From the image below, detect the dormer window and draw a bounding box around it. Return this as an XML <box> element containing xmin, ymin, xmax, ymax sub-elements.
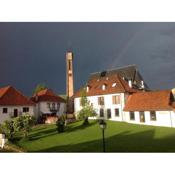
<box><xmin>102</xmin><ymin>84</ymin><xmax>107</xmax><ymax>90</ymax></box>
<box><xmin>141</xmin><ymin>80</ymin><xmax>144</xmax><ymax>89</ymax></box>
<box><xmin>112</xmin><ymin>83</ymin><xmax>117</xmax><ymax>87</ymax></box>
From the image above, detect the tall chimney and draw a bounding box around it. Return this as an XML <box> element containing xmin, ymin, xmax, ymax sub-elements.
<box><xmin>66</xmin><ymin>51</ymin><xmax>74</xmax><ymax>98</ymax></box>
<box><xmin>171</xmin><ymin>88</ymin><xmax>175</xmax><ymax>100</ymax></box>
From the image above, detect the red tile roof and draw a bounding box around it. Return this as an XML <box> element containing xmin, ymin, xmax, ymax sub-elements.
<box><xmin>74</xmin><ymin>75</ymin><xmax>139</xmax><ymax>98</ymax></box>
<box><xmin>31</xmin><ymin>89</ymin><xmax>66</xmax><ymax>103</ymax></box>
<box><xmin>124</xmin><ymin>90</ymin><xmax>174</xmax><ymax>111</ymax></box>
<box><xmin>0</xmin><ymin>86</ymin><xmax>35</xmax><ymax>106</ymax></box>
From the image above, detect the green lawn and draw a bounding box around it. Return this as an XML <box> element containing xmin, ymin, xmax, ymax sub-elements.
<box><xmin>13</xmin><ymin>120</ymin><xmax>175</xmax><ymax>152</ymax></box>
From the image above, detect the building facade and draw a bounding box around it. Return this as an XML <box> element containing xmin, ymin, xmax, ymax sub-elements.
<box><xmin>74</xmin><ymin>65</ymin><xmax>175</xmax><ymax>128</ymax></box>
<box><xmin>0</xmin><ymin>86</ymin><xmax>35</xmax><ymax>123</ymax></box>
<box><xmin>31</xmin><ymin>89</ymin><xmax>66</xmax><ymax>119</ymax></box>
<box><xmin>123</xmin><ymin>90</ymin><xmax>175</xmax><ymax>127</ymax></box>
<box><xmin>74</xmin><ymin>65</ymin><xmax>143</xmax><ymax>120</ymax></box>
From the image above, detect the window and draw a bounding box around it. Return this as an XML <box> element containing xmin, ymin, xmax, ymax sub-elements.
<box><xmin>68</xmin><ymin>60</ymin><xmax>71</xmax><ymax>70</ymax></box>
<box><xmin>100</xmin><ymin>108</ymin><xmax>104</xmax><ymax>117</ymax></box>
<box><xmin>98</xmin><ymin>97</ymin><xmax>104</xmax><ymax>105</ymax></box>
<box><xmin>102</xmin><ymin>84</ymin><xmax>107</xmax><ymax>90</ymax></box>
<box><xmin>52</xmin><ymin>103</ymin><xmax>55</xmax><ymax>109</ymax></box>
<box><xmin>150</xmin><ymin>111</ymin><xmax>156</xmax><ymax>121</ymax></box>
<box><xmin>130</xmin><ymin>111</ymin><xmax>135</xmax><ymax>120</ymax></box>
<box><xmin>3</xmin><ymin>108</ymin><xmax>8</xmax><ymax>114</ymax></box>
<box><xmin>57</xmin><ymin>103</ymin><xmax>60</xmax><ymax>110</ymax></box>
<box><xmin>139</xmin><ymin>111</ymin><xmax>145</xmax><ymax>123</ymax></box>
<box><xmin>107</xmin><ymin>109</ymin><xmax>111</xmax><ymax>119</ymax></box>
<box><xmin>47</xmin><ymin>103</ymin><xmax>50</xmax><ymax>109</ymax></box>
<box><xmin>23</xmin><ymin>107</ymin><xmax>29</xmax><ymax>112</ymax></box>
<box><xmin>112</xmin><ymin>83</ymin><xmax>117</xmax><ymax>87</ymax></box>
<box><xmin>112</xmin><ymin>95</ymin><xmax>120</xmax><ymax>104</ymax></box>
<box><xmin>115</xmin><ymin>108</ymin><xmax>119</xmax><ymax>117</ymax></box>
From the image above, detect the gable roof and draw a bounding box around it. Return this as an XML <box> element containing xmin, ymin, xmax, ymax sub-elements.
<box><xmin>0</xmin><ymin>86</ymin><xmax>35</xmax><ymax>106</ymax></box>
<box><xmin>74</xmin><ymin>74</ymin><xmax>140</xmax><ymax>98</ymax></box>
<box><xmin>124</xmin><ymin>90</ymin><xmax>174</xmax><ymax>111</ymax></box>
<box><xmin>31</xmin><ymin>89</ymin><xmax>66</xmax><ymax>103</ymax></box>
<box><xmin>88</xmin><ymin>65</ymin><xmax>149</xmax><ymax>90</ymax></box>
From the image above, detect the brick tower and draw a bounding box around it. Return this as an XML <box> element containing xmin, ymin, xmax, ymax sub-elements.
<box><xmin>66</xmin><ymin>51</ymin><xmax>74</xmax><ymax>114</ymax></box>
<box><xmin>66</xmin><ymin>51</ymin><xmax>74</xmax><ymax>98</ymax></box>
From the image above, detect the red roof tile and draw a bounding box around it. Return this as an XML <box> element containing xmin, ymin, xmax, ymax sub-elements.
<box><xmin>74</xmin><ymin>75</ymin><xmax>139</xmax><ymax>98</ymax></box>
<box><xmin>31</xmin><ymin>89</ymin><xmax>66</xmax><ymax>103</ymax></box>
<box><xmin>0</xmin><ymin>86</ymin><xmax>35</xmax><ymax>106</ymax></box>
<box><xmin>124</xmin><ymin>90</ymin><xmax>174</xmax><ymax>111</ymax></box>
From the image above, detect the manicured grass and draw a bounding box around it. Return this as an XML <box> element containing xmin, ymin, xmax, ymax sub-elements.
<box><xmin>14</xmin><ymin>120</ymin><xmax>175</xmax><ymax>152</ymax></box>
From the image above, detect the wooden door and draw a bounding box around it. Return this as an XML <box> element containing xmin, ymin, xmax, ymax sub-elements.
<box><xmin>14</xmin><ymin>109</ymin><xmax>18</xmax><ymax>117</ymax></box>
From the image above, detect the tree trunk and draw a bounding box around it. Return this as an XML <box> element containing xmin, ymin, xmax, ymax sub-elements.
<box><xmin>83</xmin><ymin>117</ymin><xmax>89</xmax><ymax>125</ymax></box>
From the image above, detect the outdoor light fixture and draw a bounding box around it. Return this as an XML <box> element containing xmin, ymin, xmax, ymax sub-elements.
<box><xmin>99</xmin><ymin>119</ymin><xmax>107</xmax><ymax>152</ymax></box>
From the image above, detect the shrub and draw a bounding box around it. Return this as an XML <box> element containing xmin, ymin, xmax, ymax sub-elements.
<box><xmin>1</xmin><ymin>115</ymin><xmax>36</xmax><ymax>140</ymax></box>
<box><xmin>1</xmin><ymin>120</ymin><xmax>15</xmax><ymax>140</ymax></box>
<box><xmin>56</xmin><ymin>116</ymin><xmax>65</xmax><ymax>133</ymax></box>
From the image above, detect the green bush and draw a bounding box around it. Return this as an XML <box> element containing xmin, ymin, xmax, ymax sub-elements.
<box><xmin>0</xmin><ymin>115</ymin><xmax>36</xmax><ymax>140</ymax></box>
<box><xmin>0</xmin><ymin>120</ymin><xmax>15</xmax><ymax>140</ymax></box>
<box><xmin>56</xmin><ymin>116</ymin><xmax>65</xmax><ymax>133</ymax></box>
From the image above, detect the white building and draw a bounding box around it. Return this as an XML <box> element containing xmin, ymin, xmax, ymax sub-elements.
<box><xmin>74</xmin><ymin>65</ymin><xmax>175</xmax><ymax>128</ymax></box>
<box><xmin>31</xmin><ymin>89</ymin><xmax>66</xmax><ymax>123</ymax></box>
<box><xmin>123</xmin><ymin>90</ymin><xmax>175</xmax><ymax>127</ymax></box>
<box><xmin>0</xmin><ymin>86</ymin><xmax>35</xmax><ymax>123</ymax></box>
<box><xmin>74</xmin><ymin>65</ymin><xmax>145</xmax><ymax>120</ymax></box>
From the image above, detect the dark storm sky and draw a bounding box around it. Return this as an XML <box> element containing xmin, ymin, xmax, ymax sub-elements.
<box><xmin>0</xmin><ymin>22</ymin><xmax>175</xmax><ymax>96</ymax></box>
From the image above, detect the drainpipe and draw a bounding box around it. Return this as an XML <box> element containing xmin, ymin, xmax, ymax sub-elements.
<box><xmin>170</xmin><ymin>111</ymin><xmax>173</xmax><ymax>128</ymax></box>
<box><xmin>121</xmin><ymin>93</ymin><xmax>124</xmax><ymax>121</ymax></box>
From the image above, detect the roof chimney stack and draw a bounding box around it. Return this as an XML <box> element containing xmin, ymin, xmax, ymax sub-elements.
<box><xmin>141</xmin><ymin>80</ymin><xmax>144</xmax><ymax>89</ymax></box>
<box><xmin>128</xmin><ymin>80</ymin><xmax>132</xmax><ymax>88</ymax></box>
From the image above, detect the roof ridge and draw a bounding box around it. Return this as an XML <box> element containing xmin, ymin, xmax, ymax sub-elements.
<box><xmin>90</xmin><ymin>64</ymin><xmax>137</xmax><ymax>75</ymax></box>
<box><xmin>136</xmin><ymin>89</ymin><xmax>171</xmax><ymax>93</ymax></box>
<box><xmin>0</xmin><ymin>86</ymin><xmax>11</xmax><ymax>99</ymax></box>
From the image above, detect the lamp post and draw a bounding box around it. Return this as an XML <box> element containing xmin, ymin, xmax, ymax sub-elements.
<box><xmin>99</xmin><ymin>119</ymin><xmax>107</xmax><ymax>152</ymax></box>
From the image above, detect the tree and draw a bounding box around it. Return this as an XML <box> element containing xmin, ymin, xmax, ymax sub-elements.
<box><xmin>77</xmin><ymin>88</ymin><xmax>97</xmax><ymax>125</ymax></box>
<box><xmin>33</xmin><ymin>83</ymin><xmax>47</xmax><ymax>95</ymax></box>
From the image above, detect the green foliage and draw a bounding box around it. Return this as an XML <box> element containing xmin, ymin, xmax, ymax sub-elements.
<box><xmin>80</xmin><ymin>88</ymin><xmax>88</xmax><ymax>107</ymax></box>
<box><xmin>0</xmin><ymin>120</ymin><xmax>15</xmax><ymax>140</ymax></box>
<box><xmin>33</xmin><ymin>83</ymin><xmax>47</xmax><ymax>95</ymax></box>
<box><xmin>21</xmin><ymin>115</ymin><xmax>34</xmax><ymax>138</ymax></box>
<box><xmin>13</xmin><ymin>117</ymin><xmax>23</xmax><ymax>132</ymax></box>
<box><xmin>0</xmin><ymin>115</ymin><xmax>36</xmax><ymax>140</ymax></box>
<box><xmin>77</xmin><ymin>88</ymin><xmax>97</xmax><ymax>125</ymax></box>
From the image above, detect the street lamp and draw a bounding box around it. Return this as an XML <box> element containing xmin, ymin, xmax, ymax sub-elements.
<box><xmin>99</xmin><ymin>119</ymin><xmax>107</xmax><ymax>152</ymax></box>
